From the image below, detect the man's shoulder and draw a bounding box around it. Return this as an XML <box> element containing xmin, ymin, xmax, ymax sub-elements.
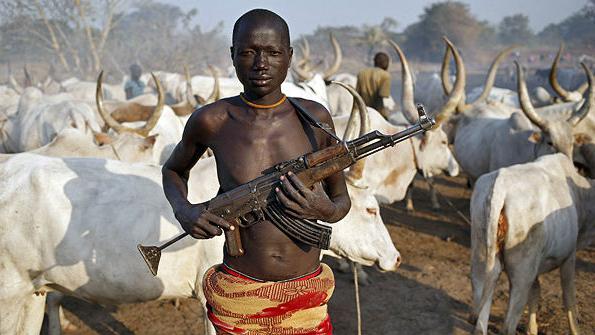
<box><xmin>186</xmin><ymin>97</ymin><xmax>234</xmax><ymax>129</ymax></box>
<box><xmin>289</xmin><ymin>97</ymin><xmax>332</xmax><ymax>124</ymax></box>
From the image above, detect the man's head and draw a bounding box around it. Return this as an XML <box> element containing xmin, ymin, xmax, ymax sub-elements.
<box><xmin>230</xmin><ymin>9</ymin><xmax>293</xmax><ymax>98</ymax></box>
<box><xmin>129</xmin><ymin>64</ymin><xmax>142</xmax><ymax>81</ymax></box>
<box><xmin>374</xmin><ymin>52</ymin><xmax>390</xmax><ymax>70</ymax></box>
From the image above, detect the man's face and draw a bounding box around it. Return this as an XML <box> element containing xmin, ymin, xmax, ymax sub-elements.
<box><xmin>131</xmin><ymin>67</ymin><xmax>141</xmax><ymax>81</ymax></box>
<box><xmin>231</xmin><ymin>24</ymin><xmax>292</xmax><ymax>98</ymax></box>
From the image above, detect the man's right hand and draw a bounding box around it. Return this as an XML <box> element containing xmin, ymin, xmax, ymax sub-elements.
<box><xmin>174</xmin><ymin>204</ymin><xmax>234</xmax><ymax>239</ymax></box>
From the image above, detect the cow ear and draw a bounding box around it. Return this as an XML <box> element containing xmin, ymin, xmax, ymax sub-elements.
<box><xmin>94</xmin><ymin>132</ymin><xmax>112</xmax><ymax>146</ymax></box>
<box><xmin>142</xmin><ymin>134</ymin><xmax>158</xmax><ymax>149</ymax></box>
<box><xmin>574</xmin><ymin>133</ymin><xmax>593</xmax><ymax>145</ymax></box>
<box><xmin>528</xmin><ymin>131</ymin><xmax>542</xmax><ymax>143</ymax></box>
<box><xmin>419</xmin><ymin>133</ymin><xmax>428</xmax><ymax>150</ymax></box>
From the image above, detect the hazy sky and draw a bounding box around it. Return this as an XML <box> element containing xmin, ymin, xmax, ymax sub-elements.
<box><xmin>166</xmin><ymin>0</ymin><xmax>588</xmax><ymax>39</ymax></box>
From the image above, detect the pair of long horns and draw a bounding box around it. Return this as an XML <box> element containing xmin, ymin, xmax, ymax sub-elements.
<box><xmin>96</xmin><ymin>71</ymin><xmax>164</xmax><ymax>137</ymax></box>
<box><xmin>441</xmin><ymin>44</ymin><xmax>517</xmax><ymax>113</ymax></box>
<box><xmin>332</xmin><ymin>81</ymin><xmax>370</xmax><ymax>182</ymax></box>
<box><xmin>401</xmin><ymin>37</ymin><xmax>465</xmax><ymax>126</ymax></box>
<box><xmin>517</xmin><ymin>61</ymin><xmax>594</xmax><ymax>130</ymax></box>
<box><xmin>292</xmin><ymin>33</ymin><xmax>342</xmax><ymax>82</ymax></box>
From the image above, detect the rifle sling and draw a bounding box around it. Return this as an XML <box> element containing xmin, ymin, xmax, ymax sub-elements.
<box><xmin>287</xmin><ymin>97</ymin><xmax>341</xmax><ymax>143</ymax></box>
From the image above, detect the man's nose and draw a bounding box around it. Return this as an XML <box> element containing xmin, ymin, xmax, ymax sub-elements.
<box><xmin>253</xmin><ymin>52</ymin><xmax>269</xmax><ymax>69</ymax></box>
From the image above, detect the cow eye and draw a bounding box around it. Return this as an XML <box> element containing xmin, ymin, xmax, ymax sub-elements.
<box><xmin>366</xmin><ymin>208</ymin><xmax>377</xmax><ymax>215</ymax></box>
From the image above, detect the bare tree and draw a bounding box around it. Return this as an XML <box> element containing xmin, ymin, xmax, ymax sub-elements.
<box><xmin>0</xmin><ymin>0</ymin><xmax>130</xmax><ymax>79</ymax></box>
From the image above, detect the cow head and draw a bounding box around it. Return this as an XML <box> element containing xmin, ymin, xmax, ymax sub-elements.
<box><xmin>517</xmin><ymin>61</ymin><xmax>594</xmax><ymax>161</ymax></box>
<box><xmin>327</xmin><ymin>184</ymin><xmax>401</xmax><ymax>272</ymax></box>
<box><xmin>414</xmin><ymin>129</ymin><xmax>460</xmax><ymax>178</ymax></box>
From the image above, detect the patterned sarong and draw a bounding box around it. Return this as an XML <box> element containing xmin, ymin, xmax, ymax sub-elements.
<box><xmin>203</xmin><ymin>263</ymin><xmax>335</xmax><ymax>335</ymax></box>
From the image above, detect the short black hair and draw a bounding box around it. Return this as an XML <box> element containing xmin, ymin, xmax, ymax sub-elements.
<box><xmin>374</xmin><ymin>52</ymin><xmax>390</xmax><ymax>70</ymax></box>
<box><xmin>232</xmin><ymin>9</ymin><xmax>290</xmax><ymax>47</ymax></box>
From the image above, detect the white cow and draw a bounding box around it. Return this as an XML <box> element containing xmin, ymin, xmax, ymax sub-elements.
<box><xmin>0</xmin><ymin>87</ymin><xmax>102</xmax><ymax>153</ymax></box>
<box><xmin>29</xmin><ymin>128</ymin><xmax>156</xmax><ymax>163</ymax></box>
<box><xmin>0</xmin><ymin>151</ymin><xmax>399</xmax><ymax>335</ymax></box>
<box><xmin>469</xmin><ymin>150</ymin><xmax>595</xmax><ymax>335</ymax></box>
<box><xmin>96</xmin><ymin>72</ymin><xmax>185</xmax><ymax>165</ymax></box>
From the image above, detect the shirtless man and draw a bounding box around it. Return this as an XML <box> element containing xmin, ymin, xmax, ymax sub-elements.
<box><xmin>162</xmin><ymin>9</ymin><xmax>350</xmax><ymax>334</ymax></box>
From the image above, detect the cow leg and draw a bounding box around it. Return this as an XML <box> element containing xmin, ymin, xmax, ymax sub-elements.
<box><xmin>470</xmin><ymin>257</ymin><xmax>502</xmax><ymax>335</ymax></box>
<box><xmin>405</xmin><ymin>185</ymin><xmax>415</xmax><ymax>212</ymax></box>
<box><xmin>0</xmin><ymin>292</ymin><xmax>46</xmax><ymax>335</ymax></box>
<box><xmin>335</xmin><ymin>258</ymin><xmax>350</xmax><ymax>273</ymax></box>
<box><xmin>428</xmin><ymin>178</ymin><xmax>441</xmax><ymax>210</ymax></box>
<box><xmin>527</xmin><ymin>279</ymin><xmax>541</xmax><ymax>335</ymax></box>
<box><xmin>560</xmin><ymin>252</ymin><xmax>580</xmax><ymax>335</ymax></box>
<box><xmin>502</xmin><ymin>271</ymin><xmax>534</xmax><ymax>335</ymax></box>
<box><xmin>355</xmin><ymin>263</ymin><xmax>370</xmax><ymax>286</ymax></box>
<box><xmin>46</xmin><ymin>292</ymin><xmax>78</xmax><ymax>335</ymax></box>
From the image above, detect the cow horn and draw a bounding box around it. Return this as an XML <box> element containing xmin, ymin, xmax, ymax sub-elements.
<box><xmin>185</xmin><ymin>66</ymin><xmax>203</xmax><ymax>106</ymax></box>
<box><xmin>567</xmin><ymin>62</ymin><xmax>594</xmax><ymax>127</ymax></box>
<box><xmin>550</xmin><ymin>44</ymin><xmax>572</xmax><ymax>101</ymax></box>
<box><xmin>332</xmin><ymin>81</ymin><xmax>370</xmax><ymax>181</ymax></box>
<box><xmin>23</xmin><ymin>65</ymin><xmax>33</xmax><ymax>87</ymax></box>
<box><xmin>387</xmin><ymin>39</ymin><xmax>417</xmax><ymax>124</ymax></box>
<box><xmin>516</xmin><ymin>61</ymin><xmax>549</xmax><ymax>131</ymax></box>
<box><xmin>323</xmin><ymin>33</ymin><xmax>342</xmax><ymax>81</ymax></box>
<box><xmin>298</xmin><ymin>38</ymin><xmax>311</xmax><ymax>63</ymax></box>
<box><xmin>291</xmin><ymin>60</ymin><xmax>314</xmax><ymax>82</ymax></box>
<box><xmin>575</xmin><ymin>79</ymin><xmax>589</xmax><ymax>96</ymax></box>
<box><xmin>205</xmin><ymin>65</ymin><xmax>220</xmax><ymax>103</ymax></box>
<box><xmin>435</xmin><ymin>37</ymin><xmax>465</xmax><ymax>125</ymax></box>
<box><xmin>9</xmin><ymin>74</ymin><xmax>23</xmax><ymax>94</ymax></box>
<box><xmin>97</xmin><ymin>71</ymin><xmax>164</xmax><ymax>136</ymax></box>
<box><xmin>139</xmin><ymin>74</ymin><xmax>165</xmax><ymax>136</ymax></box>
<box><xmin>440</xmin><ymin>46</ymin><xmax>453</xmax><ymax>96</ymax></box>
<box><xmin>466</xmin><ymin>45</ymin><xmax>518</xmax><ymax>106</ymax></box>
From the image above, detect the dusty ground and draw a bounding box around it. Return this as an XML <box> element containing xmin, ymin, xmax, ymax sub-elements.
<box><xmin>52</xmin><ymin>174</ymin><xmax>595</xmax><ymax>335</ymax></box>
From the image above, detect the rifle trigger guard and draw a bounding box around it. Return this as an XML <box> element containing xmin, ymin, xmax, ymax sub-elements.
<box><xmin>238</xmin><ymin>208</ymin><xmax>265</xmax><ymax>228</ymax></box>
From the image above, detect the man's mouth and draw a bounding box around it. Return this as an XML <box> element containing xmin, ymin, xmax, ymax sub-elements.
<box><xmin>250</xmin><ymin>77</ymin><xmax>272</xmax><ymax>86</ymax></box>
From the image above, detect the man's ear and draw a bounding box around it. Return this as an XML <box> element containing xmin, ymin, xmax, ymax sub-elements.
<box><xmin>288</xmin><ymin>46</ymin><xmax>293</xmax><ymax>63</ymax></box>
<box><xmin>230</xmin><ymin>46</ymin><xmax>234</xmax><ymax>62</ymax></box>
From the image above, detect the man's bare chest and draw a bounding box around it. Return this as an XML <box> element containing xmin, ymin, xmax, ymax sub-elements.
<box><xmin>210</xmin><ymin>111</ymin><xmax>319</xmax><ymax>190</ymax></box>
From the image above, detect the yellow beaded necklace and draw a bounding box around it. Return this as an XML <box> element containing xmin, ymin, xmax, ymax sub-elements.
<box><xmin>240</xmin><ymin>93</ymin><xmax>287</xmax><ymax>109</ymax></box>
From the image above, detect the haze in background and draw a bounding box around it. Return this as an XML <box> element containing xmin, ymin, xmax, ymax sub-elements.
<box><xmin>169</xmin><ymin>0</ymin><xmax>587</xmax><ymax>38</ymax></box>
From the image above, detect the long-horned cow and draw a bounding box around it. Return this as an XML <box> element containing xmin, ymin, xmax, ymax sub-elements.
<box><xmin>469</xmin><ymin>148</ymin><xmax>595</xmax><ymax>335</ymax></box>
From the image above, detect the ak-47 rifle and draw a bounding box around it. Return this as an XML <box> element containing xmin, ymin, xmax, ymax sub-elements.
<box><xmin>138</xmin><ymin>104</ymin><xmax>434</xmax><ymax>276</ymax></box>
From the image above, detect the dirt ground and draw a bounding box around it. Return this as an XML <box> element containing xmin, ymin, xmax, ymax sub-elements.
<box><xmin>52</xmin><ymin>174</ymin><xmax>595</xmax><ymax>335</ymax></box>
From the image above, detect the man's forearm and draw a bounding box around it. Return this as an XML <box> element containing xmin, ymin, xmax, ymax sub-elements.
<box><xmin>325</xmin><ymin>194</ymin><xmax>351</xmax><ymax>223</ymax></box>
<box><xmin>162</xmin><ymin>167</ymin><xmax>192</xmax><ymax>215</ymax></box>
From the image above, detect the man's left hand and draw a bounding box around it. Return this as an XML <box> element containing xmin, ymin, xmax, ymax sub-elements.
<box><xmin>276</xmin><ymin>171</ymin><xmax>337</xmax><ymax>221</ymax></box>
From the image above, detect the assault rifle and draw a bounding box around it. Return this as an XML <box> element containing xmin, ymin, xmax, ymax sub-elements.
<box><xmin>138</xmin><ymin>104</ymin><xmax>434</xmax><ymax>276</ymax></box>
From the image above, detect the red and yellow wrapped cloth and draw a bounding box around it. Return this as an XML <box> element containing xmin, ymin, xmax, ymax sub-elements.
<box><xmin>202</xmin><ymin>263</ymin><xmax>335</xmax><ymax>335</ymax></box>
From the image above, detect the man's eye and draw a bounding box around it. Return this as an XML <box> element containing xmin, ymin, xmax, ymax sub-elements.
<box><xmin>270</xmin><ymin>51</ymin><xmax>281</xmax><ymax>56</ymax></box>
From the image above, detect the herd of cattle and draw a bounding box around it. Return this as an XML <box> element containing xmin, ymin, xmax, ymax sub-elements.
<box><xmin>0</xmin><ymin>36</ymin><xmax>593</xmax><ymax>335</ymax></box>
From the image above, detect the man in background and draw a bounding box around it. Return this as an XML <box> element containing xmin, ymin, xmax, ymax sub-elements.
<box><xmin>124</xmin><ymin>64</ymin><xmax>145</xmax><ymax>100</ymax></box>
<box><xmin>356</xmin><ymin>52</ymin><xmax>394</xmax><ymax>118</ymax></box>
